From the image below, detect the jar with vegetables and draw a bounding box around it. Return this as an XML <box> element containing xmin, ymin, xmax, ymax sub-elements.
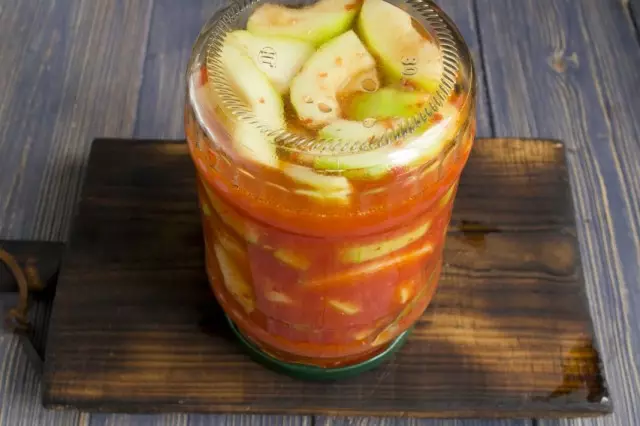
<box><xmin>185</xmin><ymin>0</ymin><xmax>475</xmax><ymax>374</ymax></box>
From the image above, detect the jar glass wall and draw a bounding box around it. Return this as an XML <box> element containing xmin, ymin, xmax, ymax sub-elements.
<box><xmin>185</xmin><ymin>0</ymin><xmax>476</xmax><ymax>369</ymax></box>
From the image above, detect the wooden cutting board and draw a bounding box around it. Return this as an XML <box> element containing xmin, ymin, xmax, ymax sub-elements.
<box><xmin>41</xmin><ymin>138</ymin><xmax>612</xmax><ymax>418</ymax></box>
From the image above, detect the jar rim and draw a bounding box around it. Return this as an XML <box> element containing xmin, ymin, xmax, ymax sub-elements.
<box><xmin>202</xmin><ymin>0</ymin><xmax>467</xmax><ymax>155</ymax></box>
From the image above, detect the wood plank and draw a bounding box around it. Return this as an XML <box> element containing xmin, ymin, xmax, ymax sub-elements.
<box><xmin>475</xmin><ymin>0</ymin><xmax>640</xmax><ymax>425</ymax></box>
<box><xmin>19</xmin><ymin>0</ymin><xmax>152</xmax><ymax>241</ymax></box>
<box><xmin>90</xmin><ymin>414</ymin><xmax>310</xmax><ymax>425</ymax></box>
<box><xmin>41</xmin><ymin>138</ymin><xmax>609</xmax><ymax>418</ymax></box>
<box><xmin>437</xmin><ymin>0</ymin><xmax>492</xmax><ymax>138</ymax></box>
<box><xmin>0</xmin><ymin>0</ymin><xmax>47</xmax><ymax>239</ymax></box>
<box><xmin>0</xmin><ymin>0</ymin><xmax>154</xmax><ymax>425</ymax></box>
<box><xmin>317</xmin><ymin>419</ymin><xmax>529</xmax><ymax>426</ymax></box>
<box><xmin>89</xmin><ymin>414</ymin><xmax>188</xmax><ymax>426</ymax></box>
<box><xmin>0</xmin><ymin>331</ymin><xmax>90</xmax><ymax>426</ymax></box>
<box><xmin>134</xmin><ymin>0</ymin><xmax>224</xmax><ymax>138</ymax></box>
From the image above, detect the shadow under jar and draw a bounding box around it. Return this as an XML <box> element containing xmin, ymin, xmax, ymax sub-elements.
<box><xmin>184</xmin><ymin>0</ymin><xmax>476</xmax><ymax>376</ymax></box>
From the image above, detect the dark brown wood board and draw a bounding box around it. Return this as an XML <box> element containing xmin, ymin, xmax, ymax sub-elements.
<box><xmin>42</xmin><ymin>138</ymin><xmax>611</xmax><ymax>419</ymax></box>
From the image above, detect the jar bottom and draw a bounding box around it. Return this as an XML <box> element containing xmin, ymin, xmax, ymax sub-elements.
<box><xmin>226</xmin><ymin>315</ymin><xmax>413</xmax><ymax>381</ymax></box>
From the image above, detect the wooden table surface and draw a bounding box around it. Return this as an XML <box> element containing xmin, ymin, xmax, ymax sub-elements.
<box><xmin>0</xmin><ymin>0</ymin><xmax>639</xmax><ymax>425</ymax></box>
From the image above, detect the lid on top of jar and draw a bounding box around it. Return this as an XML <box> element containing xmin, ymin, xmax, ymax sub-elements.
<box><xmin>203</xmin><ymin>0</ymin><xmax>468</xmax><ymax>158</ymax></box>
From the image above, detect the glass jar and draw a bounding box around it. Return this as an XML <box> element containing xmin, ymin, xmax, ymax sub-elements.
<box><xmin>185</xmin><ymin>0</ymin><xmax>475</xmax><ymax>372</ymax></box>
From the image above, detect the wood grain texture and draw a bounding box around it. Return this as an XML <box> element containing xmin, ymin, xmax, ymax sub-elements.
<box><xmin>0</xmin><ymin>1</ymin><xmax>153</xmax><ymax>425</ymax></box>
<box><xmin>89</xmin><ymin>413</ymin><xmax>309</xmax><ymax>426</ymax></box>
<box><xmin>0</xmin><ymin>332</ymin><xmax>90</xmax><ymax>426</ymax></box>
<box><xmin>89</xmin><ymin>414</ymin><xmax>189</xmax><ymax>426</ymax></box>
<box><xmin>41</xmin><ymin>138</ymin><xmax>609</xmax><ymax>419</ymax></box>
<box><xmin>437</xmin><ymin>0</ymin><xmax>492</xmax><ymax>138</ymax></box>
<box><xmin>134</xmin><ymin>0</ymin><xmax>226</xmax><ymax>138</ymax></box>
<box><xmin>1</xmin><ymin>289</ymin><xmax>88</xmax><ymax>426</ymax></box>
<box><xmin>475</xmin><ymin>0</ymin><xmax>640</xmax><ymax>425</ymax></box>
<box><xmin>317</xmin><ymin>419</ymin><xmax>528</xmax><ymax>426</ymax></box>
<box><xmin>22</xmin><ymin>0</ymin><xmax>152</xmax><ymax>242</ymax></box>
